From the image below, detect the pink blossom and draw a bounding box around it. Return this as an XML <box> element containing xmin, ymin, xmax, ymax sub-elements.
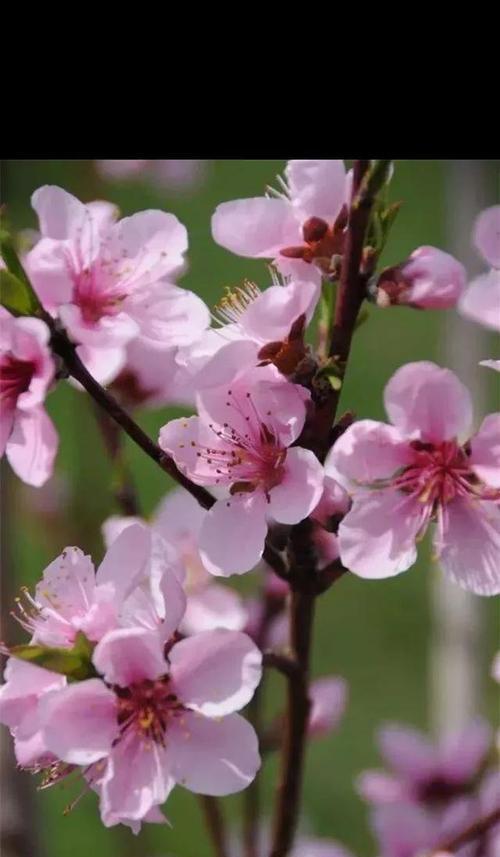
<box><xmin>109</xmin><ymin>336</ymin><xmax>196</xmax><ymax>409</ymax></box>
<box><xmin>376</xmin><ymin>247</ymin><xmax>466</xmax><ymax>309</ymax></box>
<box><xmin>370</xmin><ymin>802</ymin><xmax>440</xmax><ymax>857</ymax></box>
<box><xmin>96</xmin><ymin>159</ymin><xmax>208</xmax><ymax>193</ymax></box>
<box><xmin>357</xmin><ymin>719</ymin><xmax>492</xmax><ymax>807</ymax></box>
<box><xmin>159</xmin><ymin>367</ymin><xmax>324</xmax><ymax>576</ymax></box>
<box><xmin>103</xmin><ymin>488</ymin><xmax>248</xmax><ymax>635</ymax></box>
<box><xmin>26</xmin><ymin>186</ymin><xmax>208</xmax><ymax>383</ymax></box>
<box><xmin>310</xmin><ymin>476</ymin><xmax>350</xmax><ymax>570</ymax></box>
<box><xmin>308</xmin><ymin>676</ymin><xmax>348</xmax><ymax>738</ymax></box>
<box><xmin>0</xmin><ymin>310</ymin><xmax>58</xmax><ymax>486</ymax></box>
<box><xmin>212</xmin><ymin>160</ymin><xmax>349</xmax><ymax>282</ymax></box>
<box><xmin>459</xmin><ymin>206</ymin><xmax>500</xmax><ymax>337</ymax></box>
<box><xmin>12</xmin><ymin>523</ymin><xmax>186</xmax><ymax>647</ymax></box>
<box><xmin>327</xmin><ymin>362</ymin><xmax>500</xmax><ymax>594</ymax></box>
<box><xmin>39</xmin><ymin>626</ymin><xmax>262</xmax><ymax>824</ymax></box>
<box><xmin>230</xmin><ymin>825</ymin><xmax>355</xmax><ymax>857</ymax></box>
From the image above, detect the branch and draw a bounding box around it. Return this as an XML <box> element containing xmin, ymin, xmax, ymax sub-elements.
<box><xmin>198</xmin><ymin>796</ymin><xmax>229</xmax><ymax>857</ymax></box>
<box><xmin>93</xmin><ymin>406</ymin><xmax>140</xmax><ymax>517</ymax></box>
<box><xmin>263</xmin><ymin>652</ymin><xmax>300</xmax><ymax>681</ymax></box>
<box><xmin>429</xmin><ymin>807</ymin><xmax>500</xmax><ymax>855</ymax></box>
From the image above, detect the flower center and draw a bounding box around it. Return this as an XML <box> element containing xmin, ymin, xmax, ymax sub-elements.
<box><xmin>72</xmin><ymin>264</ymin><xmax>127</xmax><ymax>325</ymax></box>
<box><xmin>393</xmin><ymin>440</ymin><xmax>485</xmax><ymax>510</ymax></box>
<box><xmin>279</xmin><ymin>213</ymin><xmax>347</xmax><ymax>276</ymax></box>
<box><xmin>0</xmin><ymin>354</ymin><xmax>35</xmax><ymax>406</ymax></box>
<box><xmin>115</xmin><ymin>677</ymin><xmax>184</xmax><ymax>747</ymax></box>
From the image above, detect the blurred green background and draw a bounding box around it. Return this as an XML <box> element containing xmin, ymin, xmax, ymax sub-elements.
<box><xmin>1</xmin><ymin>159</ymin><xmax>499</xmax><ymax>857</ymax></box>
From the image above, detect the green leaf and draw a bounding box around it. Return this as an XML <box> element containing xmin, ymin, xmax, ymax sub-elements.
<box><xmin>0</xmin><ymin>230</ymin><xmax>42</xmax><ymax>316</ymax></box>
<box><xmin>8</xmin><ymin>632</ymin><xmax>97</xmax><ymax>682</ymax></box>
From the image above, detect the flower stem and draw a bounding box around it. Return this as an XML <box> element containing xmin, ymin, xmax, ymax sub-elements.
<box><xmin>199</xmin><ymin>796</ymin><xmax>229</xmax><ymax>857</ymax></box>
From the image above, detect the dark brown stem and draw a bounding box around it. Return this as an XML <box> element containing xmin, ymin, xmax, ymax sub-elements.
<box><xmin>262</xmin><ymin>652</ymin><xmax>300</xmax><ymax>681</ymax></box>
<box><xmin>93</xmin><ymin>406</ymin><xmax>140</xmax><ymax>517</ymax></box>
<box><xmin>430</xmin><ymin>807</ymin><xmax>500</xmax><ymax>854</ymax></box>
<box><xmin>49</xmin><ymin>327</ymin><xmax>215</xmax><ymax>511</ymax></box>
<box><xmin>199</xmin><ymin>796</ymin><xmax>229</xmax><ymax>857</ymax></box>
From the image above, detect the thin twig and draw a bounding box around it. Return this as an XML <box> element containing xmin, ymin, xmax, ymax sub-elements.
<box><xmin>429</xmin><ymin>807</ymin><xmax>500</xmax><ymax>854</ymax></box>
<box><xmin>199</xmin><ymin>796</ymin><xmax>230</xmax><ymax>857</ymax></box>
<box><xmin>262</xmin><ymin>652</ymin><xmax>300</xmax><ymax>681</ymax></box>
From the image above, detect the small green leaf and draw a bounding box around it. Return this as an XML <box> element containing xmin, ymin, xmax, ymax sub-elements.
<box><xmin>8</xmin><ymin>632</ymin><xmax>97</xmax><ymax>682</ymax></box>
<box><xmin>0</xmin><ymin>230</ymin><xmax>42</xmax><ymax>316</ymax></box>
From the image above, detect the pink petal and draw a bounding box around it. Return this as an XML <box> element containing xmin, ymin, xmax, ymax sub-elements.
<box><xmin>308</xmin><ymin>676</ymin><xmax>348</xmax><ymax>738</ymax></box>
<box><xmin>6</xmin><ymin>407</ymin><xmax>58</xmax><ymax>487</ymax></box>
<box><xmin>338</xmin><ymin>489</ymin><xmax>425</xmax><ymax>579</ymax></box>
<box><xmin>212</xmin><ymin>197</ymin><xmax>301</xmax><ymax>258</ymax></box>
<box><xmin>241</xmin><ymin>278</ymin><xmax>320</xmax><ymax>343</ymax></box>
<box><xmin>188</xmin><ymin>339</ymin><xmax>260</xmax><ymax>392</ymax></box>
<box><xmin>325</xmin><ymin>420</ymin><xmax>411</xmax><ymax>490</ymax></box>
<box><xmin>181</xmin><ymin>584</ymin><xmax>247</xmax><ymax>635</ymax></box>
<box><xmin>170</xmin><ymin>629</ymin><xmax>262</xmax><ymax>717</ymax></box>
<box><xmin>76</xmin><ymin>344</ymin><xmax>126</xmax><ymax>386</ymax></box>
<box><xmin>402</xmin><ymin>246</ymin><xmax>466</xmax><ymax>308</ymax></box>
<box><xmin>474</xmin><ymin>205</ymin><xmax>500</xmax><ymax>268</ymax></box>
<box><xmin>0</xmin><ymin>659</ymin><xmax>64</xmax><ymax>729</ymax></box>
<box><xmin>167</xmin><ymin>711</ymin><xmax>260</xmax><ymax>795</ymax></box>
<box><xmin>96</xmin><ymin>522</ymin><xmax>151</xmax><ymax>602</ymax></box>
<box><xmin>153</xmin><ymin>487</ymin><xmax>206</xmax><ymax>542</ymax></box>
<box><xmin>356</xmin><ymin>770</ymin><xmax>407</xmax><ymax>804</ymax></box>
<box><xmin>371</xmin><ymin>803</ymin><xmax>438</xmax><ymax>856</ymax></box>
<box><xmin>40</xmin><ymin>679</ymin><xmax>117</xmax><ymax>765</ymax></box>
<box><xmin>101</xmin><ymin>515</ymin><xmax>143</xmax><ymax>548</ymax></box>
<box><xmin>268</xmin><ymin>447</ymin><xmax>324</xmax><ymax>525</ymax></box>
<box><xmin>93</xmin><ymin>627</ymin><xmax>168</xmax><ymax>686</ymax></box>
<box><xmin>378</xmin><ymin>724</ymin><xmax>436</xmax><ymax>782</ymax></box>
<box><xmin>438</xmin><ymin>498</ymin><xmax>500</xmax><ymax>595</ymax></box>
<box><xmin>480</xmin><ymin>359</ymin><xmax>500</xmax><ymax>372</ymax></box>
<box><xmin>469</xmin><ymin>413</ymin><xmax>500</xmax><ymax>488</ymax></box>
<box><xmin>0</xmin><ymin>400</ymin><xmax>16</xmax><ymax>456</ymax></box>
<box><xmin>31</xmin><ymin>185</ymin><xmax>87</xmax><ymax>239</ymax></box>
<box><xmin>101</xmin><ymin>732</ymin><xmax>175</xmax><ymax>821</ymax></box>
<box><xmin>107</xmin><ymin>209</ymin><xmax>187</xmax><ymax>280</ymax></box>
<box><xmin>285</xmin><ymin>160</ymin><xmax>347</xmax><ymax>222</ymax></box>
<box><xmin>199</xmin><ymin>494</ymin><xmax>268</xmax><ymax>577</ymax></box>
<box><xmin>159</xmin><ymin>415</ymin><xmax>229</xmax><ymax>486</ymax></box>
<box><xmin>384</xmin><ymin>361</ymin><xmax>473</xmax><ymax>442</ymax></box>
<box><xmin>439</xmin><ymin>718</ymin><xmax>492</xmax><ymax>783</ymax></box>
<box><xmin>25</xmin><ymin>238</ymin><xmax>74</xmax><ymax>309</ymax></box>
<box><xmin>125</xmin><ymin>284</ymin><xmax>210</xmax><ymax>345</ymax></box>
<box><xmin>58</xmin><ymin>303</ymin><xmax>139</xmax><ymax>348</ymax></box>
<box><xmin>35</xmin><ymin>545</ymin><xmax>96</xmax><ymax>618</ymax></box>
<box><xmin>459</xmin><ymin>270</ymin><xmax>500</xmax><ymax>332</ymax></box>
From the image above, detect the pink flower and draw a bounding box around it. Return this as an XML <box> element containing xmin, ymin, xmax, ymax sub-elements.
<box><xmin>96</xmin><ymin>159</ymin><xmax>208</xmax><ymax>193</ymax></box>
<box><xmin>26</xmin><ymin>186</ymin><xmax>208</xmax><ymax>383</ymax></box>
<box><xmin>376</xmin><ymin>247</ymin><xmax>466</xmax><ymax>309</ymax></box>
<box><xmin>39</xmin><ymin>626</ymin><xmax>262</xmax><ymax>824</ymax></box>
<box><xmin>212</xmin><ymin>160</ymin><xmax>349</xmax><ymax>282</ymax></box>
<box><xmin>308</xmin><ymin>676</ymin><xmax>348</xmax><ymax>738</ymax></box>
<box><xmin>103</xmin><ymin>488</ymin><xmax>248</xmax><ymax>635</ymax></box>
<box><xmin>109</xmin><ymin>336</ymin><xmax>197</xmax><ymax>409</ymax></box>
<box><xmin>12</xmin><ymin>523</ymin><xmax>186</xmax><ymax>647</ymax></box>
<box><xmin>327</xmin><ymin>361</ymin><xmax>500</xmax><ymax>594</ymax></box>
<box><xmin>230</xmin><ymin>825</ymin><xmax>355</xmax><ymax>857</ymax></box>
<box><xmin>459</xmin><ymin>206</ymin><xmax>500</xmax><ymax>334</ymax></box>
<box><xmin>0</xmin><ymin>310</ymin><xmax>58</xmax><ymax>486</ymax></box>
<box><xmin>310</xmin><ymin>476</ymin><xmax>350</xmax><ymax>570</ymax></box>
<box><xmin>159</xmin><ymin>367</ymin><xmax>324</xmax><ymax>575</ymax></box>
<box><xmin>357</xmin><ymin>719</ymin><xmax>492</xmax><ymax>807</ymax></box>
<box><xmin>370</xmin><ymin>802</ymin><xmax>440</xmax><ymax>857</ymax></box>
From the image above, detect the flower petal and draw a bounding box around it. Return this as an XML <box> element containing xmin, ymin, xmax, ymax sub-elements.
<box><xmin>6</xmin><ymin>407</ymin><xmax>58</xmax><ymax>487</ymax></box>
<box><xmin>469</xmin><ymin>413</ymin><xmax>500</xmax><ymax>487</ymax></box>
<box><xmin>459</xmin><ymin>270</ymin><xmax>500</xmax><ymax>332</ymax></box>
<box><xmin>198</xmin><ymin>494</ymin><xmax>268</xmax><ymax>577</ymax></box>
<box><xmin>384</xmin><ymin>361</ymin><xmax>473</xmax><ymax>442</ymax></box>
<box><xmin>286</xmin><ymin>159</ymin><xmax>347</xmax><ymax>222</ymax></box>
<box><xmin>439</xmin><ymin>718</ymin><xmax>492</xmax><ymax>783</ymax></box>
<box><xmin>31</xmin><ymin>186</ymin><xmax>87</xmax><ymax>239</ymax></box>
<box><xmin>268</xmin><ymin>447</ymin><xmax>324</xmax><ymax>525</ymax></box>
<box><xmin>325</xmin><ymin>420</ymin><xmax>411</xmax><ymax>490</ymax></box>
<box><xmin>338</xmin><ymin>489</ymin><xmax>425</xmax><ymax>579</ymax></box>
<box><xmin>93</xmin><ymin>628</ymin><xmax>168</xmax><ymax>686</ymax></box>
<box><xmin>170</xmin><ymin>629</ymin><xmax>262</xmax><ymax>716</ymax></box>
<box><xmin>101</xmin><ymin>732</ymin><xmax>175</xmax><ymax>821</ymax></box>
<box><xmin>167</xmin><ymin>711</ymin><xmax>260</xmax><ymax>795</ymax></box>
<box><xmin>181</xmin><ymin>584</ymin><xmax>247</xmax><ymax>635</ymax></box>
<box><xmin>438</xmin><ymin>498</ymin><xmax>500</xmax><ymax>595</ymax></box>
<box><xmin>212</xmin><ymin>198</ymin><xmax>301</xmax><ymax>258</ymax></box>
<box><xmin>474</xmin><ymin>205</ymin><xmax>500</xmax><ymax>268</ymax></box>
<box><xmin>378</xmin><ymin>724</ymin><xmax>435</xmax><ymax>782</ymax></box>
<box><xmin>97</xmin><ymin>523</ymin><xmax>151</xmax><ymax>602</ymax></box>
<box><xmin>40</xmin><ymin>679</ymin><xmax>117</xmax><ymax>765</ymax></box>
<box><xmin>308</xmin><ymin>676</ymin><xmax>348</xmax><ymax>738</ymax></box>
<box><xmin>35</xmin><ymin>545</ymin><xmax>96</xmax><ymax>619</ymax></box>
<box><xmin>241</xmin><ymin>279</ymin><xmax>320</xmax><ymax>343</ymax></box>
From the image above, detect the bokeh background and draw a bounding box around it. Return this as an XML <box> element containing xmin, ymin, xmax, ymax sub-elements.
<box><xmin>1</xmin><ymin>159</ymin><xmax>499</xmax><ymax>857</ymax></box>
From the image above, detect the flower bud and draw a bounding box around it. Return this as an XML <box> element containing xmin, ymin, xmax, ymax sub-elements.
<box><xmin>376</xmin><ymin>247</ymin><xmax>466</xmax><ymax>309</ymax></box>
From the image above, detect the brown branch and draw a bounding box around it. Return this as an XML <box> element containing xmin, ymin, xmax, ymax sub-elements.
<box><xmin>430</xmin><ymin>807</ymin><xmax>500</xmax><ymax>855</ymax></box>
<box><xmin>198</xmin><ymin>796</ymin><xmax>229</xmax><ymax>857</ymax></box>
<box><xmin>262</xmin><ymin>652</ymin><xmax>300</xmax><ymax>681</ymax></box>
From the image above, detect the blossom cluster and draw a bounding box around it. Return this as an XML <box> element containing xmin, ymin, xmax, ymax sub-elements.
<box><xmin>1</xmin><ymin>160</ymin><xmax>499</xmax><ymax>852</ymax></box>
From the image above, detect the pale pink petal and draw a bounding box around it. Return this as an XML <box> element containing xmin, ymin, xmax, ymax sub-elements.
<box><xmin>378</xmin><ymin>724</ymin><xmax>436</xmax><ymax>783</ymax></box>
<box><xmin>384</xmin><ymin>361</ymin><xmax>473</xmax><ymax>442</ymax></box>
<box><xmin>439</xmin><ymin>718</ymin><xmax>492</xmax><ymax>783</ymax></box>
<box><xmin>159</xmin><ymin>415</ymin><xmax>229</xmax><ymax>486</ymax></box>
<box><xmin>325</xmin><ymin>420</ymin><xmax>411</xmax><ymax>490</ymax></box>
<box><xmin>101</xmin><ymin>515</ymin><xmax>143</xmax><ymax>547</ymax></box>
<box><xmin>190</xmin><ymin>339</ymin><xmax>260</xmax><ymax>390</ymax></box>
<box><xmin>96</xmin><ymin>522</ymin><xmax>151</xmax><ymax>602</ymax></box>
<box><xmin>338</xmin><ymin>489</ymin><xmax>425</xmax><ymax>579</ymax></box>
<box><xmin>76</xmin><ymin>344</ymin><xmax>126</xmax><ymax>386</ymax></box>
<box><xmin>0</xmin><ymin>659</ymin><xmax>64</xmax><ymax>729</ymax></box>
<box><xmin>459</xmin><ymin>270</ymin><xmax>500</xmax><ymax>332</ymax></box>
<box><xmin>181</xmin><ymin>584</ymin><xmax>247</xmax><ymax>634</ymax></box>
<box><xmin>92</xmin><ymin>627</ymin><xmax>168</xmax><ymax>686</ymax></box>
<box><xmin>241</xmin><ymin>279</ymin><xmax>320</xmax><ymax>342</ymax></box>
<box><xmin>356</xmin><ymin>770</ymin><xmax>407</xmax><ymax>804</ymax></box>
<box><xmin>308</xmin><ymin>676</ymin><xmax>348</xmax><ymax>737</ymax></box>
<box><xmin>35</xmin><ymin>545</ymin><xmax>95</xmax><ymax>618</ymax></box>
<box><xmin>59</xmin><ymin>303</ymin><xmax>139</xmax><ymax>348</ymax></box>
<box><xmin>311</xmin><ymin>476</ymin><xmax>350</xmax><ymax>525</ymax></box>
<box><xmin>6</xmin><ymin>407</ymin><xmax>58</xmax><ymax>487</ymax></box>
<box><xmin>102</xmin><ymin>732</ymin><xmax>175</xmax><ymax>820</ymax></box>
<box><xmin>40</xmin><ymin>679</ymin><xmax>117</xmax><ymax>765</ymax></box>
<box><xmin>107</xmin><ymin>210</ymin><xmax>187</xmax><ymax>281</ymax></box>
<box><xmin>438</xmin><ymin>498</ymin><xmax>500</xmax><ymax>595</ymax></box>
<box><xmin>170</xmin><ymin>629</ymin><xmax>262</xmax><ymax>716</ymax></box>
<box><xmin>285</xmin><ymin>160</ymin><xmax>347</xmax><ymax>222</ymax></box>
<box><xmin>268</xmin><ymin>447</ymin><xmax>324</xmax><ymax>525</ymax></box>
<box><xmin>199</xmin><ymin>493</ymin><xmax>268</xmax><ymax>577</ymax></box>
<box><xmin>371</xmin><ymin>803</ymin><xmax>438</xmax><ymax>856</ymax></box>
<box><xmin>85</xmin><ymin>200</ymin><xmax>119</xmax><ymax>231</ymax></box>
<box><xmin>167</xmin><ymin>711</ymin><xmax>260</xmax><ymax>795</ymax></box>
<box><xmin>25</xmin><ymin>238</ymin><xmax>74</xmax><ymax>309</ymax></box>
<box><xmin>153</xmin><ymin>487</ymin><xmax>206</xmax><ymax>542</ymax></box>
<box><xmin>469</xmin><ymin>413</ymin><xmax>500</xmax><ymax>487</ymax></box>
<box><xmin>474</xmin><ymin>205</ymin><xmax>500</xmax><ymax>268</ymax></box>
<box><xmin>14</xmin><ymin>731</ymin><xmax>53</xmax><ymax>768</ymax></box>
<box><xmin>212</xmin><ymin>198</ymin><xmax>301</xmax><ymax>258</ymax></box>
<box><xmin>480</xmin><ymin>359</ymin><xmax>500</xmax><ymax>372</ymax></box>
<box><xmin>31</xmin><ymin>185</ymin><xmax>87</xmax><ymax>239</ymax></box>
<box><xmin>0</xmin><ymin>400</ymin><xmax>16</xmax><ymax>456</ymax></box>
<box><xmin>402</xmin><ymin>246</ymin><xmax>466</xmax><ymax>308</ymax></box>
<box><xmin>125</xmin><ymin>284</ymin><xmax>209</xmax><ymax>345</ymax></box>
